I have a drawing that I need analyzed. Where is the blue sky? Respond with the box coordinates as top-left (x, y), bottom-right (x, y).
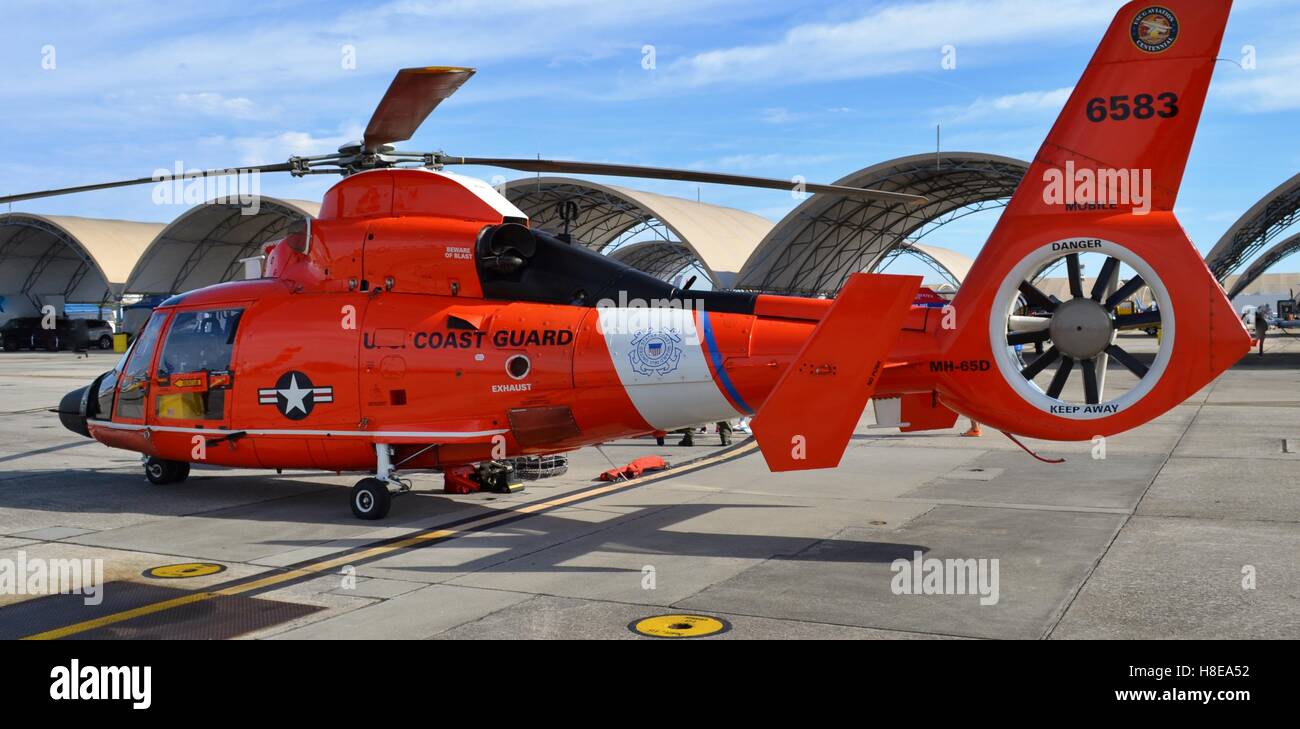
top-left (4, 0), bottom-right (1299, 276)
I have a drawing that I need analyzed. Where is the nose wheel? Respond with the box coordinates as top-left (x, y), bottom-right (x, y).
top-left (144, 457), bottom-right (191, 485)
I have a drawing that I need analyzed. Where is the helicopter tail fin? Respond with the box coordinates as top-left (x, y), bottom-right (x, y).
top-left (930, 0), bottom-right (1249, 441)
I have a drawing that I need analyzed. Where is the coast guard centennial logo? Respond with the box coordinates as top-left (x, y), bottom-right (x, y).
top-left (258, 371), bottom-right (334, 420)
top-left (628, 329), bottom-right (683, 377)
top-left (1131, 7), bottom-right (1178, 53)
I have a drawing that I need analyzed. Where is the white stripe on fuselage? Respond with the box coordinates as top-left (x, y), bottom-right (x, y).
top-left (597, 307), bottom-right (739, 431)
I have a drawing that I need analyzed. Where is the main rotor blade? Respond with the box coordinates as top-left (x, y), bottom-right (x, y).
top-left (440, 156), bottom-right (929, 205)
top-left (364, 67), bottom-right (475, 152)
top-left (0, 163), bottom-right (296, 205)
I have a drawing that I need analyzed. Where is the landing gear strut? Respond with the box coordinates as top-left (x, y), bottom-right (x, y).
top-left (350, 443), bottom-right (409, 520)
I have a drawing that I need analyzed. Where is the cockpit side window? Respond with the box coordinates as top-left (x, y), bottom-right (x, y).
top-left (114, 311), bottom-right (169, 420)
top-left (154, 308), bottom-right (244, 421)
top-left (158, 308), bottom-right (242, 376)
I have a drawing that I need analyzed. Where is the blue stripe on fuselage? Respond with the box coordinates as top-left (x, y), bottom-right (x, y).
top-left (700, 311), bottom-right (753, 415)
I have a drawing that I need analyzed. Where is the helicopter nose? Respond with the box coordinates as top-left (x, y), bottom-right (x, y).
top-left (58, 385), bottom-right (91, 438)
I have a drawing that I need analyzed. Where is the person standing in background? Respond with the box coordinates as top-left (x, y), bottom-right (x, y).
top-left (1255, 308), bottom-right (1268, 356)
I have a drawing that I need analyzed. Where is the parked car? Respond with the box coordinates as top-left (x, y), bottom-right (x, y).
top-left (84, 319), bottom-right (116, 349)
top-left (2, 318), bottom-right (54, 351)
top-left (1, 317), bottom-right (100, 351)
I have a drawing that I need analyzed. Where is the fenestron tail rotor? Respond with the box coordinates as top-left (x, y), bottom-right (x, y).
top-left (1003, 249), bottom-right (1166, 408)
top-left (0, 64), bottom-right (929, 208)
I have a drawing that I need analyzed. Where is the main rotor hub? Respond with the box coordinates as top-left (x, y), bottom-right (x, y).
top-left (1048, 297), bottom-right (1114, 360)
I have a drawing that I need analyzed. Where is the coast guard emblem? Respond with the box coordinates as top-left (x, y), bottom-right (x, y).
top-left (629, 329), bottom-right (683, 376)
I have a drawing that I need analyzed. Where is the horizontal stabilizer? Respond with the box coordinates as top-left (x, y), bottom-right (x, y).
top-left (750, 273), bottom-right (920, 471)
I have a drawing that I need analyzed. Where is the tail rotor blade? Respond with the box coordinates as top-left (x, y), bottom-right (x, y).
top-left (1105, 276), bottom-right (1147, 310)
top-left (1046, 356), bottom-right (1074, 399)
top-left (1021, 346), bottom-right (1060, 380)
top-left (1081, 358), bottom-right (1100, 404)
top-left (1066, 253), bottom-right (1084, 298)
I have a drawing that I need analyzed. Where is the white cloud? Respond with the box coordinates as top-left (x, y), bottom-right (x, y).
top-left (761, 106), bottom-right (856, 124)
top-left (1215, 52), bottom-right (1300, 112)
top-left (201, 124), bottom-right (365, 166)
top-left (941, 87), bottom-right (1073, 123)
top-left (761, 107), bottom-right (803, 124)
top-left (691, 152), bottom-right (845, 172)
top-left (658, 0), bottom-right (1120, 89)
top-left (175, 92), bottom-right (264, 120)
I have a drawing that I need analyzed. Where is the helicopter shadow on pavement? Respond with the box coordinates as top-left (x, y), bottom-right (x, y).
top-left (256, 498), bottom-right (930, 579)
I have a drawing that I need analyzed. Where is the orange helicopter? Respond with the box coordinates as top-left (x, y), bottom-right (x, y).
top-left (17, 0), bottom-right (1249, 519)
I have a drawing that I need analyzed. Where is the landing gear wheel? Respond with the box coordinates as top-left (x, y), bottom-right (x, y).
top-left (145, 457), bottom-right (189, 485)
top-left (350, 478), bottom-right (392, 520)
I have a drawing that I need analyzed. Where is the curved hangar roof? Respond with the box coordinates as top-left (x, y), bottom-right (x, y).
top-left (1226, 232), bottom-right (1300, 299)
top-left (502, 176), bottom-right (774, 288)
top-left (607, 241), bottom-right (702, 281)
top-left (125, 197), bottom-right (320, 295)
top-left (0, 213), bottom-right (163, 303)
top-left (734, 152), bottom-right (1029, 295)
top-left (887, 242), bottom-right (975, 287)
top-left (1204, 172), bottom-right (1300, 282)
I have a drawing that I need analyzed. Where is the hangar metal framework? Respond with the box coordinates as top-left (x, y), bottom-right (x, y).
top-left (607, 241), bottom-right (701, 282)
top-left (876, 242), bottom-right (975, 288)
top-left (502, 177), bottom-right (774, 287)
top-left (1204, 172), bottom-right (1300, 282)
top-left (1227, 232), bottom-right (1300, 299)
top-left (0, 213), bottom-right (162, 306)
top-left (125, 198), bottom-right (320, 295)
top-left (734, 153), bottom-right (1029, 295)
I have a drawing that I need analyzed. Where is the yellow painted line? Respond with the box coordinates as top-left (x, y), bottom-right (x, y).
top-left (23, 440), bottom-right (756, 640)
top-left (24, 592), bottom-right (214, 641)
